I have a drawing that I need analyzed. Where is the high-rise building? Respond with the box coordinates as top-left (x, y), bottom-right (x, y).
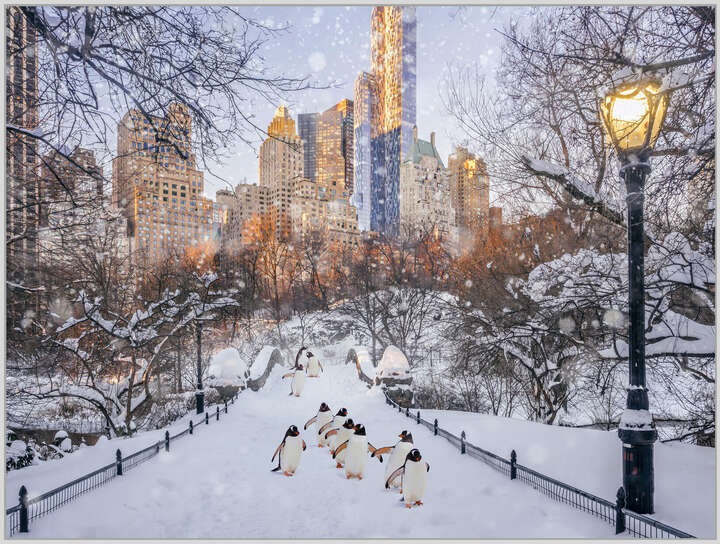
top-left (290, 177), bottom-right (360, 249)
top-left (6, 6), bottom-right (40, 293)
top-left (298, 99), bottom-right (354, 196)
top-left (353, 6), bottom-right (416, 236)
top-left (259, 106), bottom-right (304, 240)
top-left (112, 103), bottom-right (215, 264)
top-left (399, 127), bottom-right (455, 242)
top-left (218, 183), bottom-right (270, 250)
top-left (447, 146), bottom-right (490, 232)
top-left (352, 72), bottom-right (376, 231)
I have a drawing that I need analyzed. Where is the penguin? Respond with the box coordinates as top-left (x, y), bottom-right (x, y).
top-left (282, 363), bottom-right (306, 397)
top-left (270, 425), bottom-right (307, 477)
top-left (371, 430), bottom-right (415, 491)
top-left (333, 424), bottom-right (383, 480)
top-left (305, 350), bottom-right (323, 377)
top-left (325, 418), bottom-right (355, 468)
top-left (318, 408), bottom-right (348, 444)
top-left (385, 448), bottom-right (430, 508)
top-left (294, 346), bottom-right (307, 369)
top-left (303, 402), bottom-right (333, 447)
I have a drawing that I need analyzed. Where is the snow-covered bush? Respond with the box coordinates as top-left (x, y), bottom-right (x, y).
top-left (6, 439), bottom-right (35, 471)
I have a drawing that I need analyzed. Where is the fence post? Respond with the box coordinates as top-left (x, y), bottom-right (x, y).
top-left (460, 431), bottom-right (466, 454)
top-left (164, 430), bottom-right (170, 452)
top-left (189, 420), bottom-right (193, 435)
top-left (615, 487), bottom-right (626, 534)
top-left (434, 418), bottom-right (438, 436)
top-left (216, 406), bottom-right (220, 421)
top-left (105, 425), bottom-right (111, 440)
top-left (19, 485), bottom-right (28, 533)
top-left (205, 412), bottom-right (209, 425)
top-left (115, 449), bottom-right (123, 476)
top-left (224, 400), bottom-right (228, 413)
top-left (510, 450), bottom-right (517, 480)
top-left (416, 411), bottom-right (420, 424)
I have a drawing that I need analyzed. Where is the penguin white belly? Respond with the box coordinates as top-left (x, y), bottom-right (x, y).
top-left (385, 441), bottom-right (413, 489)
top-left (344, 436), bottom-right (367, 477)
top-left (291, 371), bottom-right (306, 396)
top-left (307, 357), bottom-right (320, 377)
top-left (334, 427), bottom-right (354, 464)
top-left (280, 436), bottom-right (303, 473)
top-left (328, 416), bottom-right (347, 450)
top-left (402, 461), bottom-right (427, 503)
top-left (316, 412), bottom-right (333, 446)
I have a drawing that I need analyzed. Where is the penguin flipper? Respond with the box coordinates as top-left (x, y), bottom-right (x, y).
top-left (319, 362), bottom-right (324, 372)
top-left (367, 443), bottom-right (384, 462)
top-left (282, 372), bottom-right (294, 379)
top-left (332, 440), bottom-right (349, 459)
top-left (425, 461), bottom-right (430, 472)
top-left (271, 443), bottom-right (282, 463)
top-left (324, 428), bottom-right (339, 439)
top-left (271, 460), bottom-right (282, 472)
top-left (302, 440), bottom-right (307, 451)
top-left (372, 446), bottom-right (393, 457)
top-left (304, 415), bottom-right (317, 430)
top-left (318, 421), bottom-right (334, 435)
top-left (385, 467), bottom-right (405, 489)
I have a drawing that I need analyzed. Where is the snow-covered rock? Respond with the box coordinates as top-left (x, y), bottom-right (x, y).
top-left (208, 348), bottom-right (249, 387)
top-left (376, 345), bottom-right (410, 378)
top-left (54, 430), bottom-right (69, 442)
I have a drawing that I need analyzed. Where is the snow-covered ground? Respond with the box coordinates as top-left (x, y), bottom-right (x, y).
top-left (6, 353), bottom-right (713, 538)
top-left (418, 409), bottom-right (715, 538)
top-left (7, 357), bottom-right (613, 539)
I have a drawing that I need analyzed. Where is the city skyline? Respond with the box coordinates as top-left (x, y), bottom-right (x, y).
top-left (84, 6), bottom-right (518, 200)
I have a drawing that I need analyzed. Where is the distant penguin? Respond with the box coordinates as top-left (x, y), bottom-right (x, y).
top-left (371, 430), bottom-right (414, 491)
top-left (282, 364), bottom-right (306, 397)
top-left (305, 351), bottom-right (323, 377)
top-left (333, 423), bottom-right (383, 480)
top-left (385, 448), bottom-right (430, 508)
top-left (318, 408), bottom-right (348, 448)
top-left (325, 418), bottom-right (355, 468)
top-left (271, 425), bottom-right (307, 476)
top-left (304, 402), bottom-right (333, 447)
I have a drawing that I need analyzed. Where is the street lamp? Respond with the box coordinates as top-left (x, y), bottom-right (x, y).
top-left (600, 74), bottom-right (669, 515)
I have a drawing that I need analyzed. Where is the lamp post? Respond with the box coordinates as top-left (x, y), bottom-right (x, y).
top-left (600, 74), bottom-right (669, 514)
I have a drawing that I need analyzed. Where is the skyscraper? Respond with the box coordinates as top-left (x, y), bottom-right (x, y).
top-left (353, 6), bottom-right (417, 236)
top-left (6, 7), bottom-right (40, 293)
top-left (447, 146), bottom-right (490, 231)
top-left (112, 103), bottom-right (215, 264)
top-left (259, 106), bottom-right (304, 240)
top-left (298, 99), bottom-right (354, 196)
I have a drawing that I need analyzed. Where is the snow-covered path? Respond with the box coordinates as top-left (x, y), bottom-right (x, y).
top-left (20, 360), bottom-right (614, 538)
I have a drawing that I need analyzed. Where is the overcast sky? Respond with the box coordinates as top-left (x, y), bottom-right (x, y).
top-left (199, 5), bottom-right (525, 198)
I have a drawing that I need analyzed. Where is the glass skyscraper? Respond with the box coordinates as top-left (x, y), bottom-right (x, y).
top-left (353, 6), bottom-right (417, 236)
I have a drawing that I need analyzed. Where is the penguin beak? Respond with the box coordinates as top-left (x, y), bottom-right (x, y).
top-left (353, 425), bottom-right (359, 430)
top-left (398, 433), bottom-right (404, 438)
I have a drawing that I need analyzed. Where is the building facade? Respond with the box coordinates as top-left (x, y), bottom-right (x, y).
top-left (290, 177), bottom-right (360, 249)
top-left (298, 99), bottom-right (354, 196)
top-left (352, 72), bottom-right (376, 231)
top-left (112, 103), bottom-right (214, 264)
top-left (259, 106), bottom-right (304, 240)
top-left (399, 128), bottom-right (455, 242)
top-left (6, 6), bottom-right (40, 293)
top-left (353, 6), bottom-right (417, 237)
top-left (447, 146), bottom-right (490, 232)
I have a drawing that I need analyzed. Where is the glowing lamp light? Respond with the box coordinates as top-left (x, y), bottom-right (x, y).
top-left (600, 77), bottom-right (669, 158)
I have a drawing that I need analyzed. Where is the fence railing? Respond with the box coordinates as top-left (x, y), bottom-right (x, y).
top-left (383, 393), bottom-right (694, 539)
top-left (5, 397), bottom-right (237, 537)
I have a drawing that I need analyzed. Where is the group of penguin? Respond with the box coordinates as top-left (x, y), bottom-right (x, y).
top-left (271, 348), bottom-right (430, 509)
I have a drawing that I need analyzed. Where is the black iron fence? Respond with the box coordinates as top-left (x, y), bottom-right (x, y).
top-left (5, 397), bottom-right (236, 537)
top-left (384, 393), bottom-right (694, 539)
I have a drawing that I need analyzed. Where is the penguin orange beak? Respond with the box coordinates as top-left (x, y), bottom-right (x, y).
top-left (353, 425), bottom-right (359, 430)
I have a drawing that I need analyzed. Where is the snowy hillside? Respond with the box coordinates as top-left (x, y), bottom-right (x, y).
top-left (6, 353), bottom-right (712, 539)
